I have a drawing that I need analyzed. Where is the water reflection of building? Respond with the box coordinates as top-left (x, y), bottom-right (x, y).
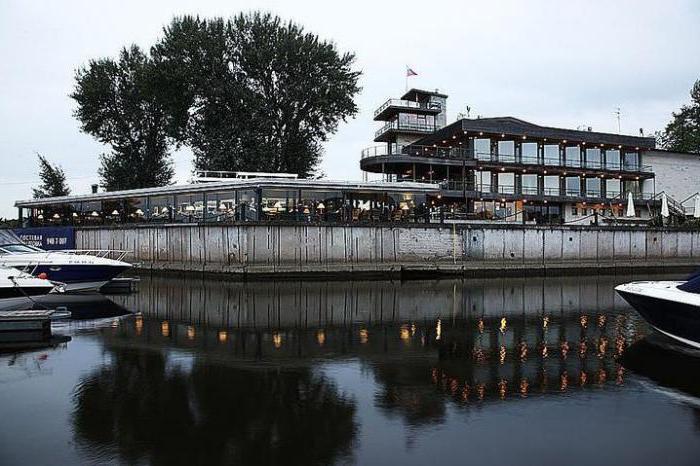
top-left (102, 274), bottom-right (655, 428)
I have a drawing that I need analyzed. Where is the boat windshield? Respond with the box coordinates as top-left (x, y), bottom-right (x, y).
top-left (0, 244), bottom-right (44, 254)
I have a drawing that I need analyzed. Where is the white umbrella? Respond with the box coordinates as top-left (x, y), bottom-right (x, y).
top-left (625, 192), bottom-right (636, 217)
top-left (661, 193), bottom-right (670, 218)
top-left (694, 194), bottom-right (700, 218)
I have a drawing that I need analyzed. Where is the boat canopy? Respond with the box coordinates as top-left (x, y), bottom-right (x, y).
top-left (677, 274), bottom-right (700, 294)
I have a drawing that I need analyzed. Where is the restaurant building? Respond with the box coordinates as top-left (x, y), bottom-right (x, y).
top-left (361, 88), bottom-right (700, 224)
top-left (15, 174), bottom-right (440, 227)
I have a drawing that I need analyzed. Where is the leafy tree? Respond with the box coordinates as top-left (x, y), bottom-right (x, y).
top-left (71, 45), bottom-right (174, 191)
top-left (659, 79), bottom-right (700, 154)
top-left (33, 154), bottom-right (71, 198)
top-left (152, 12), bottom-right (361, 177)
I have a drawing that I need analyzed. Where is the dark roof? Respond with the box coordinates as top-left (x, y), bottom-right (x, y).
top-left (401, 88), bottom-right (448, 100)
top-left (415, 117), bottom-right (657, 149)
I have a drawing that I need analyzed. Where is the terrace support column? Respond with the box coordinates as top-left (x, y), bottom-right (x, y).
top-left (413, 163), bottom-right (416, 182)
top-left (382, 163), bottom-right (385, 182)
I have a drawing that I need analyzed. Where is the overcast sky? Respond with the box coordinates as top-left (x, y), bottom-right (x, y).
top-left (1, 0), bottom-right (699, 218)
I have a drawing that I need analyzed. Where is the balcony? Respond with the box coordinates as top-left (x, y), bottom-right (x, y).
top-left (373, 99), bottom-right (442, 121)
top-left (361, 144), bottom-right (471, 160)
top-left (474, 152), bottom-right (653, 174)
top-left (374, 121), bottom-right (436, 141)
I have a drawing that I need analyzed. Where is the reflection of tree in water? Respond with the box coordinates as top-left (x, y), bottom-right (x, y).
top-left (72, 347), bottom-right (356, 465)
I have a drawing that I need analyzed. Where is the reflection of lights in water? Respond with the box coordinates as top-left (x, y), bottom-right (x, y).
top-left (135, 316), bottom-right (143, 335)
top-left (499, 317), bottom-right (507, 334)
top-left (273, 332), bottom-right (282, 349)
top-left (473, 346), bottom-right (485, 363)
top-left (520, 378), bottom-right (529, 398)
top-left (616, 366), bottom-right (625, 385)
top-left (400, 325), bottom-right (410, 341)
top-left (161, 321), bottom-right (170, 337)
top-left (461, 384), bottom-right (470, 402)
top-left (111, 319), bottom-right (119, 328)
top-left (431, 368), bottom-right (438, 384)
top-left (450, 378), bottom-right (458, 395)
top-left (580, 315), bottom-right (588, 329)
top-left (218, 330), bottom-right (228, 343)
top-left (596, 368), bottom-right (607, 385)
top-left (541, 344), bottom-right (549, 358)
top-left (499, 345), bottom-right (506, 365)
top-left (477, 383), bottom-right (485, 401)
top-left (477, 319), bottom-right (484, 334)
top-left (597, 314), bottom-right (606, 328)
top-left (542, 315), bottom-right (549, 329)
top-left (615, 336), bottom-right (626, 356)
top-left (411, 323), bottom-right (416, 336)
top-left (186, 326), bottom-right (195, 340)
top-left (597, 337), bottom-right (608, 358)
top-left (316, 329), bottom-right (325, 346)
top-left (580, 371), bottom-right (588, 387)
top-left (359, 329), bottom-right (368, 344)
top-left (498, 379), bottom-right (507, 400)
top-left (435, 319), bottom-right (441, 341)
top-left (579, 340), bottom-right (588, 358)
top-left (519, 341), bottom-right (528, 361)
top-left (560, 340), bottom-right (570, 359)
top-left (560, 372), bottom-right (569, 391)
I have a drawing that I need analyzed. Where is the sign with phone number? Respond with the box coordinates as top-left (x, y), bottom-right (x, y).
top-left (13, 227), bottom-right (75, 250)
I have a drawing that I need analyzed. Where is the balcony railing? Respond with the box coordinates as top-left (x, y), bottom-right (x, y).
top-left (375, 121), bottom-right (436, 138)
top-left (474, 153), bottom-right (653, 173)
top-left (374, 99), bottom-right (442, 118)
top-left (361, 144), bottom-right (470, 160)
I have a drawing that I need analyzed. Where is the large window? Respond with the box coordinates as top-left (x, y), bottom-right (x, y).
top-left (175, 193), bottom-right (204, 222)
top-left (606, 179), bottom-right (621, 198)
top-left (543, 176), bottom-right (559, 196)
top-left (585, 178), bottom-right (601, 198)
top-left (624, 152), bottom-right (640, 171)
top-left (475, 138), bottom-right (491, 160)
top-left (261, 189), bottom-right (298, 221)
top-left (543, 145), bottom-right (560, 165)
top-left (498, 172), bottom-right (515, 194)
top-left (605, 149), bottom-right (621, 170)
top-left (565, 146), bottom-right (581, 167)
top-left (498, 141), bottom-right (516, 163)
top-left (566, 176), bottom-right (580, 196)
top-left (474, 171), bottom-right (492, 193)
top-left (521, 142), bottom-right (538, 165)
top-left (521, 174), bottom-right (538, 195)
top-left (585, 148), bottom-right (602, 169)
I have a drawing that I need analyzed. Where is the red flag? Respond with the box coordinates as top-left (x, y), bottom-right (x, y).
top-left (406, 66), bottom-right (418, 77)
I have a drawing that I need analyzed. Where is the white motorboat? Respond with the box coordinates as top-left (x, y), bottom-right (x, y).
top-left (0, 230), bottom-right (131, 292)
top-left (615, 273), bottom-right (700, 349)
top-left (0, 266), bottom-right (57, 311)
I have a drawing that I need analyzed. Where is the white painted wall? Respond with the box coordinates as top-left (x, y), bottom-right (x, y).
top-left (643, 150), bottom-right (700, 203)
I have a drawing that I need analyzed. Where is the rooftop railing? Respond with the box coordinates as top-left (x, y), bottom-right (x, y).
top-left (373, 99), bottom-right (441, 118)
top-left (375, 121), bottom-right (436, 138)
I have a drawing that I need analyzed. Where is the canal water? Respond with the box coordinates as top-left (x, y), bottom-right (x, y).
top-left (1, 273), bottom-right (700, 465)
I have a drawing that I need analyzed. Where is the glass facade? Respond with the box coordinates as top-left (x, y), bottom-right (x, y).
top-left (521, 142), bottom-right (538, 164)
top-left (565, 146), bottom-right (581, 168)
top-left (475, 139), bottom-right (491, 160)
top-left (585, 148), bottom-right (602, 169)
top-left (543, 145), bottom-right (560, 165)
top-left (566, 177), bottom-right (580, 196)
top-left (498, 141), bottom-right (515, 163)
top-left (521, 174), bottom-right (538, 195)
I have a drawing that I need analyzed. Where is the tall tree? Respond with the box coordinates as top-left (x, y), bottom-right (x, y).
top-left (71, 45), bottom-right (174, 191)
top-left (659, 79), bottom-right (700, 154)
top-left (33, 154), bottom-right (70, 198)
top-left (152, 12), bottom-right (361, 177)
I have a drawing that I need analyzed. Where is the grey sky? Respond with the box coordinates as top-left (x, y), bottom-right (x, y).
top-left (1, 0), bottom-right (699, 218)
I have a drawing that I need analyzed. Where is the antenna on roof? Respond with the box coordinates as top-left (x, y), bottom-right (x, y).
top-left (639, 128), bottom-right (644, 136)
top-left (614, 107), bottom-right (622, 134)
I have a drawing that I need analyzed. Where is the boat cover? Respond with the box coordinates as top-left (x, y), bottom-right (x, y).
top-left (677, 274), bottom-right (700, 294)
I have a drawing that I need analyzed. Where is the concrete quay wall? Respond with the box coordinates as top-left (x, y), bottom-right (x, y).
top-left (75, 224), bottom-right (700, 277)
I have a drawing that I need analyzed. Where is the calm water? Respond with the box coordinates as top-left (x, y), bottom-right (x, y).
top-left (2, 273), bottom-right (700, 466)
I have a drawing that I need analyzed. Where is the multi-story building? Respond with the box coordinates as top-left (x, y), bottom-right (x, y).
top-left (362, 88), bottom-right (700, 224)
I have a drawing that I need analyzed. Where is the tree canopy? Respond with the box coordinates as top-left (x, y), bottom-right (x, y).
top-left (71, 45), bottom-right (174, 191)
top-left (151, 12), bottom-right (361, 177)
top-left (659, 79), bottom-right (700, 154)
top-left (33, 154), bottom-right (70, 198)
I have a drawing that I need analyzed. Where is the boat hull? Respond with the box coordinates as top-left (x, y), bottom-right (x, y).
top-left (617, 289), bottom-right (700, 349)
